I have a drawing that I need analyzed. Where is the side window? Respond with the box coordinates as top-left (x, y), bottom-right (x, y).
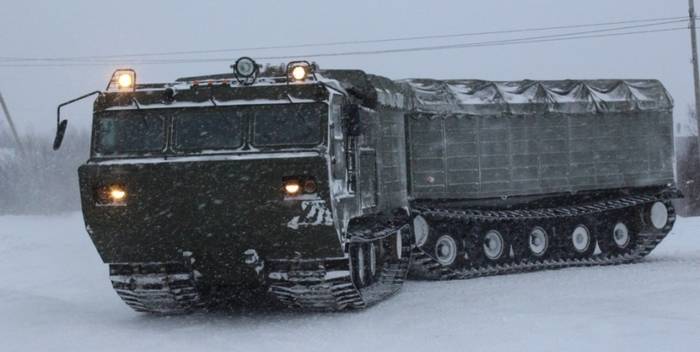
top-left (332, 104), bottom-right (343, 140)
top-left (330, 100), bottom-right (346, 181)
top-left (359, 149), bottom-right (377, 209)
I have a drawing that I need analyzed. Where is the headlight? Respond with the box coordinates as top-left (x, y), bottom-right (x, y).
top-left (117, 73), bottom-right (133, 89)
top-left (110, 188), bottom-right (126, 201)
top-left (107, 69), bottom-right (136, 92)
top-left (234, 57), bottom-right (258, 78)
top-left (232, 57), bottom-right (259, 85)
top-left (284, 181), bottom-right (301, 196)
top-left (291, 66), bottom-right (307, 81)
top-left (287, 61), bottom-right (314, 83)
top-left (303, 179), bottom-right (317, 194)
top-left (96, 185), bottom-right (128, 206)
top-left (283, 177), bottom-right (318, 197)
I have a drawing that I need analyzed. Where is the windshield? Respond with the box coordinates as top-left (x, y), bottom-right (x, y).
top-left (94, 111), bottom-right (165, 155)
top-left (174, 109), bottom-right (243, 151)
top-left (92, 103), bottom-right (326, 157)
top-left (252, 104), bottom-right (324, 147)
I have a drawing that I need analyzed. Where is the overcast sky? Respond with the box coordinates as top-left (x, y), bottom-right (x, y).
top-left (0, 0), bottom-right (696, 137)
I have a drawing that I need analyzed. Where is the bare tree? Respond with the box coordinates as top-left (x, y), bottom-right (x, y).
top-left (675, 106), bottom-right (700, 216)
top-left (0, 130), bottom-right (90, 215)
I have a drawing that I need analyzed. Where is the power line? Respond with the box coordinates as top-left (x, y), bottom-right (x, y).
top-left (0, 15), bottom-right (690, 63)
top-left (0, 20), bottom-right (687, 67)
top-left (254, 24), bottom-right (688, 61)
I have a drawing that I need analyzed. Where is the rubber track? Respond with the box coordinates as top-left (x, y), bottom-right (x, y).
top-left (268, 225), bottom-right (412, 311)
top-left (110, 263), bottom-right (203, 314)
top-left (411, 191), bottom-right (677, 280)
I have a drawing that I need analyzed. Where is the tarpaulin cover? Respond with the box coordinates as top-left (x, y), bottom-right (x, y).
top-left (400, 79), bottom-right (673, 115)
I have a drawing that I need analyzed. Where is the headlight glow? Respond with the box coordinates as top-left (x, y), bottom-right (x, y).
top-left (291, 66), bottom-right (307, 81)
top-left (108, 69), bottom-right (136, 92)
top-left (284, 181), bottom-right (301, 195)
top-left (110, 188), bottom-right (127, 201)
top-left (96, 184), bottom-right (127, 206)
top-left (117, 73), bottom-right (133, 90)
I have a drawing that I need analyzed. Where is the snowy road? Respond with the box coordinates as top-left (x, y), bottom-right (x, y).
top-left (1, 213), bottom-right (700, 352)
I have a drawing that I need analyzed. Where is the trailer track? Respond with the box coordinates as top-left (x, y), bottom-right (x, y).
top-left (410, 190), bottom-right (678, 280)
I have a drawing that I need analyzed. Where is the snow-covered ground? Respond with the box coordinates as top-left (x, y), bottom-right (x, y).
top-left (1, 213), bottom-right (699, 352)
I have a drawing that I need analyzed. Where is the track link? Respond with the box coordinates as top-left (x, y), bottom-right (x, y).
top-left (411, 191), bottom-right (678, 280)
top-left (268, 225), bottom-right (412, 311)
top-left (109, 263), bottom-right (203, 314)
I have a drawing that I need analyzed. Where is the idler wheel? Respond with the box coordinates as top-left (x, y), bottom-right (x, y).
top-left (351, 244), bottom-right (367, 288)
top-left (647, 201), bottom-right (670, 230)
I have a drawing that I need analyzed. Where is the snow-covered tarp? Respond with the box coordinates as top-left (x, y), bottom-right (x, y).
top-left (400, 79), bottom-right (673, 115)
top-left (399, 79), bottom-right (675, 200)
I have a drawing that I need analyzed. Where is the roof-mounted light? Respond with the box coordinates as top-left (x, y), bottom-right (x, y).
top-left (291, 66), bottom-right (307, 81)
top-left (232, 57), bottom-right (259, 85)
top-left (287, 61), bottom-right (315, 83)
top-left (107, 69), bottom-right (136, 92)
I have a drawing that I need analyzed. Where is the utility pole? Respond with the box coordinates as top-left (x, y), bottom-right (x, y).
top-left (0, 91), bottom-right (25, 154)
top-left (690, 0), bottom-right (700, 160)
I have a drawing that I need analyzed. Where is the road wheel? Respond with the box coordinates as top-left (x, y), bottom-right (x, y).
top-left (597, 210), bottom-right (640, 256)
top-left (480, 227), bottom-right (511, 265)
top-left (350, 244), bottom-right (367, 288)
top-left (568, 223), bottom-right (595, 258)
top-left (527, 226), bottom-right (550, 258)
top-left (434, 234), bottom-right (459, 266)
top-left (366, 242), bottom-right (378, 284)
top-left (513, 221), bottom-right (553, 262)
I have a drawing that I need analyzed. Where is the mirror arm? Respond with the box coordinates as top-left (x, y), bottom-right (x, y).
top-left (54, 90), bottom-right (102, 150)
top-left (56, 90), bottom-right (102, 128)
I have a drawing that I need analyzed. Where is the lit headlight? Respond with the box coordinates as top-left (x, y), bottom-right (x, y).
top-left (107, 69), bottom-right (136, 92)
top-left (283, 177), bottom-right (318, 197)
top-left (117, 73), bottom-right (133, 89)
top-left (291, 66), bottom-right (307, 81)
top-left (110, 188), bottom-right (126, 201)
top-left (287, 61), bottom-right (314, 83)
top-left (284, 181), bottom-right (301, 196)
top-left (96, 185), bottom-right (128, 206)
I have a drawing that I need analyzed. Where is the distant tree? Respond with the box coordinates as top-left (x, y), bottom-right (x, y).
top-left (0, 129), bottom-right (91, 215)
top-left (675, 106), bottom-right (700, 216)
top-left (684, 105), bottom-right (699, 136)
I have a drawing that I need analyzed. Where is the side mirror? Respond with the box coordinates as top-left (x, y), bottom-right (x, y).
top-left (343, 104), bottom-right (362, 136)
top-left (53, 119), bottom-right (68, 150)
top-left (53, 90), bottom-right (102, 152)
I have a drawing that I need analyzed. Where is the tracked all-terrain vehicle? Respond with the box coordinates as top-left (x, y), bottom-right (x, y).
top-left (54, 58), bottom-right (679, 314)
